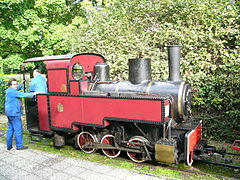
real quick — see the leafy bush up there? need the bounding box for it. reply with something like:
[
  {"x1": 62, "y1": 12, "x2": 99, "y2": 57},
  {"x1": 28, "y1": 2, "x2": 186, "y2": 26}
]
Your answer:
[{"x1": 0, "y1": 76, "x2": 7, "y2": 114}]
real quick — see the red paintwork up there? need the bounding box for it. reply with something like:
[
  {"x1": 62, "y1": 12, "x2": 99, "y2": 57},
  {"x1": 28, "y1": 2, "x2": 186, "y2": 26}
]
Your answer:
[
  {"x1": 186, "y1": 122, "x2": 202, "y2": 165},
  {"x1": 70, "y1": 81, "x2": 80, "y2": 95},
  {"x1": 37, "y1": 95, "x2": 50, "y2": 131},
  {"x1": 189, "y1": 124, "x2": 202, "y2": 151},
  {"x1": 48, "y1": 69, "x2": 68, "y2": 93},
  {"x1": 46, "y1": 60, "x2": 70, "y2": 69},
  {"x1": 231, "y1": 140, "x2": 240, "y2": 151},
  {"x1": 49, "y1": 96, "x2": 164, "y2": 129},
  {"x1": 69, "y1": 54, "x2": 105, "y2": 81}
]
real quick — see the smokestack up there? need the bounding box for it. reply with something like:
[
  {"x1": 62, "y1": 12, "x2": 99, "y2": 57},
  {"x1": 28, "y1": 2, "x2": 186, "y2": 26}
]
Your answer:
[
  {"x1": 128, "y1": 58, "x2": 152, "y2": 84},
  {"x1": 167, "y1": 45, "x2": 181, "y2": 81}
]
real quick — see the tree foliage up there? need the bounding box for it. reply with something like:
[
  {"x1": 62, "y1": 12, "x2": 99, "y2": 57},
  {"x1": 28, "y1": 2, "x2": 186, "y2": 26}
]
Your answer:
[{"x1": 0, "y1": 0, "x2": 83, "y2": 71}]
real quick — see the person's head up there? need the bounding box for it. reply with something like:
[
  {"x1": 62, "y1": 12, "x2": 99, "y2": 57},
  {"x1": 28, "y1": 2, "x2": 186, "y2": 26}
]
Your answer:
[
  {"x1": 33, "y1": 69, "x2": 41, "y2": 77},
  {"x1": 8, "y1": 78, "x2": 18, "y2": 89}
]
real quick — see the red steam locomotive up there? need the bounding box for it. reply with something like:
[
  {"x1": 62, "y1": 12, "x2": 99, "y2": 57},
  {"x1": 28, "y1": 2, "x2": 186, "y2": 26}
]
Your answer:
[{"x1": 23, "y1": 45, "x2": 202, "y2": 166}]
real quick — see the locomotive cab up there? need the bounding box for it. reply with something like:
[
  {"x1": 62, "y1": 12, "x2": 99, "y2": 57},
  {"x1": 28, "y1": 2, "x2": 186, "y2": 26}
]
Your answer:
[{"x1": 23, "y1": 53, "x2": 105, "y2": 136}]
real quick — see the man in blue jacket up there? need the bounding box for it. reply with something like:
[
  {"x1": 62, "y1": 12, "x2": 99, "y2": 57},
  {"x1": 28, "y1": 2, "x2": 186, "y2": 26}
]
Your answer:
[
  {"x1": 5, "y1": 78, "x2": 37, "y2": 150},
  {"x1": 29, "y1": 69, "x2": 47, "y2": 93}
]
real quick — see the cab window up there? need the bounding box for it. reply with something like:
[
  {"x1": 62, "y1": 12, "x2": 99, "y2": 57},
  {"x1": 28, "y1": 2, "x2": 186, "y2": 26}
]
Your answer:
[{"x1": 72, "y1": 63, "x2": 84, "y2": 80}]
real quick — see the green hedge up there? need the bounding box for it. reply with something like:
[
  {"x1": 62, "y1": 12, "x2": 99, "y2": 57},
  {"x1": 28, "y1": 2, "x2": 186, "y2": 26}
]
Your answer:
[{"x1": 0, "y1": 76, "x2": 7, "y2": 114}]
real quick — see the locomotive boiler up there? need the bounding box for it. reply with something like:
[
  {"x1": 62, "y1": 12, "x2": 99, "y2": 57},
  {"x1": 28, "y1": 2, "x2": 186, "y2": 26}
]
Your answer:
[
  {"x1": 23, "y1": 45, "x2": 202, "y2": 166},
  {"x1": 93, "y1": 46, "x2": 191, "y2": 122}
]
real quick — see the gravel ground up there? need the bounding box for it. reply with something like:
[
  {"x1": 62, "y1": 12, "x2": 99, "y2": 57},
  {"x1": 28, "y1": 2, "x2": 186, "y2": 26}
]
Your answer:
[
  {"x1": 0, "y1": 114, "x2": 7, "y2": 137},
  {"x1": 0, "y1": 114, "x2": 7, "y2": 123}
]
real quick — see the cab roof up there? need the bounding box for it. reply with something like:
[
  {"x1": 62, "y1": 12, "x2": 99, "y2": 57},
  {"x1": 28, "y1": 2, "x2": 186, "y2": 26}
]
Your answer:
[
  {"x1": 24, "y1": 54, "x2": 77, "y2": 63},
  {"x1": 23, "y1": 53, "x2": 105, "y2": 63}
]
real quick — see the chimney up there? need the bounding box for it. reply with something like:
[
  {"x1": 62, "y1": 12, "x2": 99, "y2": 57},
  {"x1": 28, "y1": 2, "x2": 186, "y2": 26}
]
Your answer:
[{"x1": 167, "y1": 45, "x2": 181, "y2": 81}]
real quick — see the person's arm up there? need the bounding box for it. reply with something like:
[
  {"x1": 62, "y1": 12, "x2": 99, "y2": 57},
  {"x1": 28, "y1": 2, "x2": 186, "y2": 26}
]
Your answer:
[{"x1": 14, "y1": 90, "x2": 34, "y2": 98}]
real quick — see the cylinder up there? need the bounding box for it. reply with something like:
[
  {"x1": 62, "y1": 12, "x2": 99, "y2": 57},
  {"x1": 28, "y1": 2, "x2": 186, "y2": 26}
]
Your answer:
[
  {"x1": 128, "y1": 58, "x2": 152, "y2": 84},
  {"x1": 94, "y1": 63, "x2": 110, "y2": 81},
  {"x1": 167, "y1": 45, "x2": 181, "y2": 81}
]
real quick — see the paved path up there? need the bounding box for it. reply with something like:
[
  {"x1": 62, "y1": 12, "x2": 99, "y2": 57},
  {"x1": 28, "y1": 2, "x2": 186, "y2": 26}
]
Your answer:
[
  {"x1": 0, "y1": 114, "x2": 174, "y2": 180},
  {"x1": 0, "y1": 143, "x2": 173, "y2": 180}
]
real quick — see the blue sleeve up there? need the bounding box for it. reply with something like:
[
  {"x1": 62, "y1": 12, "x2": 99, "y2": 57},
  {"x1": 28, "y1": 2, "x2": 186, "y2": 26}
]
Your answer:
[{"x1": 14, "y1": 91, "x2": 34, "y2": 98}]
